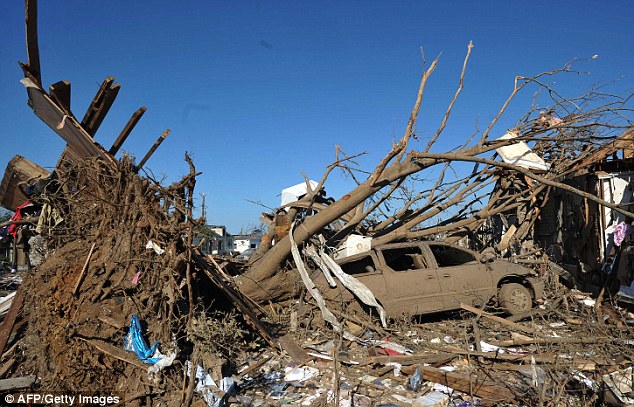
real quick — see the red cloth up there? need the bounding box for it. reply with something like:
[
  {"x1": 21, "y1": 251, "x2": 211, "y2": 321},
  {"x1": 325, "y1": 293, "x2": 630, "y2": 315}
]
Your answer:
[{"x1": 8, "y1": 200, "x2": 33, "y2": 238}]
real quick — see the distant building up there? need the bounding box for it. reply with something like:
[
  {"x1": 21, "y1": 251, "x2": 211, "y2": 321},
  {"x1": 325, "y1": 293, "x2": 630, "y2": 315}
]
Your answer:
[
  {"x1": 194, "y1": 225, "x2": 234, "y2": 256},
  {"x1": 233, "y1": 231, "x2": 263, "y2": 254}
]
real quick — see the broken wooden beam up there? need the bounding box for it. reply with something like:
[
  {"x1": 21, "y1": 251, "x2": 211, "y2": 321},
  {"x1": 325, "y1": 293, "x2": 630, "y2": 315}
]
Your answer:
[
  {"x1": 49, "y1": 80, "x2": 71, "y2": 116},
  {"x1": 78, "y1": 338, "x2": 147, "y2": 370},
  {"x1": 81, "y1": 77, "x2": 120, "y2": 137},
  {"x1": 0, "y1": 376, "x2": 36, "y2": 392},
  {"x1": 0, "y1": 276, "x2": 29, "y2": 356},
  {"x1": 24, "y1": 0, "x2": 41, "y2": 85},
  {"x1": 418, "y1": 365, "x2": 515, "y2": 404},
  {"x1": 135, "y1": 129, "x2": 170, "y2": 171},
  {"x1": 109, "y1": 106, "x2": 147, "y2": 156},
  {"x1": 19, "y1": 77, "x2": 114, "y2": 162},
  {"x1": 73, "y1": 243, "x2": 96, "y2": 296}
]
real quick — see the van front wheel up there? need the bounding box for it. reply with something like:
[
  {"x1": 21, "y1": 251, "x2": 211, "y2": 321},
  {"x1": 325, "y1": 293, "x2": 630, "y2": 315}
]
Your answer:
[{"x1": 499, "y1": 283, "x2": 532, "y2": 315}]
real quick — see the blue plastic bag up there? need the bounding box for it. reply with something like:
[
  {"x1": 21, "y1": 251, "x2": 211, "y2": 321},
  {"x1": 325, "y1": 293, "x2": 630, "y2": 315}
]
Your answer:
[{"x1": 123, "y1": 315, "x2": 160, "y2": 364}]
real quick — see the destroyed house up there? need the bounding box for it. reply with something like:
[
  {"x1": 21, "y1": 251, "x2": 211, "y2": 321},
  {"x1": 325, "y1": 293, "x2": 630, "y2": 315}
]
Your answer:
[
  {"x1": 534, "y1": 156, "x2": 634, "y2": 283},
  {"x1": 488, "y1": 131, "x2": 634, "y2": 284}
]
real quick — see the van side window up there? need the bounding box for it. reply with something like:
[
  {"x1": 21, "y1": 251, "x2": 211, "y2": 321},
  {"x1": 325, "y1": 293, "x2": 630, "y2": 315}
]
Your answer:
[
  {"x1": 340, "y1": 256, "x2": 377, "y2": 275},
  {"x1": 381, "y1": 246, "x2": 424, "y2": 271},
  {"x1": 429, "y1": 245, "x2": 476, "y2": 266}
]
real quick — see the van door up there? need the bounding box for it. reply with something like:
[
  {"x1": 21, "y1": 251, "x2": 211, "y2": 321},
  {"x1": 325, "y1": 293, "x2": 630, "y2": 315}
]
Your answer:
[
  {"x1": 426, "y1": 244, "x2": 494, "y2": 309},
  {"x1": 376, "y1": 245, "x2": 443, "y2": 316}
]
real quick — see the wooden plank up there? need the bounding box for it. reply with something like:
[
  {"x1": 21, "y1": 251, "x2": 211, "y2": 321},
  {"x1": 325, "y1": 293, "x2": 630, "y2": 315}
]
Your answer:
[
  {"x1": 0, "y1": 376, "x2": 36, "y2": 392},
  {"x1": 73, "y1": 243, "x2": 96, "y2": 295},
  {"x1": 24, "y1": 0, "x2": 41, "y2": 85},
  {"x1": 81, "y1": 77, "x2": 120, "y2": 137},
  {"x1": 81, "y1": 77, "x2": 114, "y2": 126},
  {"x1": 49, "y1": 80, "x2": 71, "y2": 115},
  {"x1": 109, "y1": 107, "x2": 147, "y2": 155},
  {"x1": 0, "y1": 276, "x2": 29, "y2": 356},
  {"x1": 78, "y1": 338, "x2": 147, "y2": 370},
  {"x1": 419, "y1": 365, "x2": 515, "y2": 404},
  {"x1": 135, "y1": 129, "x2": 170, "y2": 171},
  {"x1": 20, "y1": 77, "x2": 113, "y2": 162}
]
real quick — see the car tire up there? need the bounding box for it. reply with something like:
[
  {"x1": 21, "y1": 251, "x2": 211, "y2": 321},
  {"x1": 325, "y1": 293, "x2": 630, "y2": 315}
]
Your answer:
[{"x1": 498, "y1": 283, "x2": 532, "y2": 315}]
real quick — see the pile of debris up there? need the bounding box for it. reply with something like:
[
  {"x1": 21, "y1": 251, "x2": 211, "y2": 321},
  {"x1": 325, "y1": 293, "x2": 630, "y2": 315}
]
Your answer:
[{"x1": 1, "y1": 1, "x2": 634, "y2": 406}]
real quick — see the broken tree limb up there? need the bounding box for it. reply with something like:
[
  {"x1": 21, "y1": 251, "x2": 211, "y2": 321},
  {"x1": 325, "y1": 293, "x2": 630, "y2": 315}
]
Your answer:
[
  {"x1": 0, "y1": 217, "x2": 40, "y2": 229},
  {"x1": 425, "y1": 41, "x2": 473, "y2": 152},
  {"x1": 361, "y1": 352, "x2": 456, "y2": 367},
  {"x1": 490, "y1": 336, "x2": 612, "y2": 347},
  {"x1": 460, "y1": 303, "x2": 540, "y2": 336},
  {"x1": 442, "y1": 346, "x2": 613, "y2": 367},
  {"x1": 411, "y1": 151, "x2": 634, "y2": 219}
]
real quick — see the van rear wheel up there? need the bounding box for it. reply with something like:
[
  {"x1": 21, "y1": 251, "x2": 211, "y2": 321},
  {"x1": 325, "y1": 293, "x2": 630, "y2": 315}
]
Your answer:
[{"x1": 499, "y1": 283, "x2": 532, "y2": 315}]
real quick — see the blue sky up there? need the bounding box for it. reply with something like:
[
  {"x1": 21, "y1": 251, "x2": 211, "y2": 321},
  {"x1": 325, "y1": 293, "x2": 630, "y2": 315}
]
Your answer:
[{"x1": 1, "y1": 1, "x2": 632, "y2": 233}]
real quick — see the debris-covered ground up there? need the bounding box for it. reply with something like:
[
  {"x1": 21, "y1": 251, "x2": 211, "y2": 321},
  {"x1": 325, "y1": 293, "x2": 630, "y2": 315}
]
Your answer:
[{"x1": 0, "y1": 1, "x2": 633, "y2": 406}]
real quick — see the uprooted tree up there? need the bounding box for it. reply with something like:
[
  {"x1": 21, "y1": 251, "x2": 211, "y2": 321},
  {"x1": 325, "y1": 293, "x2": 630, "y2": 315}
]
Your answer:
[{"x1": 236, "y1": 42, "x2": 634, "y2": 303}]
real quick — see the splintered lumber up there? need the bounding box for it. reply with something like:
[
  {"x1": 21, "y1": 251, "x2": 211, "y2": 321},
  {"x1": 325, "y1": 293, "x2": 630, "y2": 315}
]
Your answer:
[
  {"x1": 73, "y1": 243, "x2": 96, "y2": 295},
  {"x1": 24, "y1": 0, "x2": 40, "y2": 85},
  {"x1": 0, "y1": 376, "x2": 36, "y2": 392},
  {"x1": 19, "y1": 77, "x2": 113, "y2": 162},
  {"x1": 80, "y1": 77, "x2": 121, "y2": 137},
  {"x1": 135, "y1": 129, "x2": 170, "y2": 171},
  {"x1": 196, "y1": 254, "x2": 310, "y2": 362},
  {"x1": 0, "y1": 276, "x2": 29, "y2": 355},
  {"x1": 460, "y1": 303, "x2": 540, "y2": 336},
  {"x1": 109, "y1": 107, "x2": 147, "y2": 155},
  {"x1": 78, "y1": 338, "x2": 147, "y2": 370},
  {"x1": 49, "y1": 80, "x2": 71, "y2": 115},
  {"x1": 418, "y1": 365, "x2": 515, "y2": 404}
]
